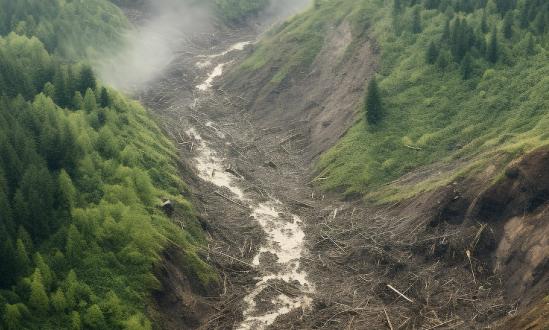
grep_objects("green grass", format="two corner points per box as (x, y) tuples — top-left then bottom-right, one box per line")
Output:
(313, 2), (549, 201)
(235, 0), (549, 202)
(237, 0), (375, 86)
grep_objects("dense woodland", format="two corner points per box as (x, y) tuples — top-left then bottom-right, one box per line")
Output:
(0, 1), (215, 329)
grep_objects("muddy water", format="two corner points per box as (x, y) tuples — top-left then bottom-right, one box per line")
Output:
(187, 42), (314, 329)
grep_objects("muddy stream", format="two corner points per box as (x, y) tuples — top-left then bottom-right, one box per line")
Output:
(186, 42), (314, 329)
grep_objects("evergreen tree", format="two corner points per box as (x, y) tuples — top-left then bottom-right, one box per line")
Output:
(15, 239), (31, 277)
(70, 311), (81, 330)
(365, 78), (382, 125)
(73, 91), (83, 109)
(99, 87), (110, 108)
(43, 82), (55, 99)
(412, 7), (422, 33)
(17, 226), (33, 253)
(58, 170), (77, 210)
(441, 18), (451, 41)
(393, 0), (402, 15)
(503, 12), (514, 39)
(83, 304), (105, 329)
(66, 225), (85, 262)
(3, 304), (21, 330)
(29, 269), (49, 314)
(83, 88), (96, 113)
(0, 237), (16, 287)
(481, 10), (489, 33)
(50, 289), (67, 313)
(461, 53), (473, 79)
(426, 41), (439, 64)
(34, 253), (53, 289)
(79, 66), (96, 93)
(526, 33), (535, 55)
(487, 27), (499, 63)
(534, 12), (546, 34)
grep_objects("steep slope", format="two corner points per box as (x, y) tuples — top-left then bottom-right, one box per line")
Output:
(0, 1), (216, 329)
(223, 0), (379, 159)
(221, 0), (549, 328)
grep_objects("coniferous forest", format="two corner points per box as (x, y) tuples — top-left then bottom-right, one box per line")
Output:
(0, 1), (215, 329)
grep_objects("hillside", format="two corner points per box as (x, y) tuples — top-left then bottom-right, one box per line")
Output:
(221, 0), (549, 328)
(1, 0), (548, 328)
(0, 1), (215, 329)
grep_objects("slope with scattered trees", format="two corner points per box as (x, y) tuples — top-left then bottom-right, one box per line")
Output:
(313, 0), (549, 201)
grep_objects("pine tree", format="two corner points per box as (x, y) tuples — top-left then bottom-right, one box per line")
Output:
(70, 311), (81, 330)
(393, 0), (402, 15)
(83, 304), (105, 329)
(487, 27), (499, 63)
(0, 237), (17, 286)
(66, 225), (84, 262)
(481, 10), (489, 33)
(43, 82), (55, 99)
(412, 7), (422, 33)
(15, 239), (31, 277)
(34, 253), (53, 290)
(58, 170), (76, 210)
(534, 12), (546, 34)
(16, 226), (33, 253)
(526, 33), (535, 55)
(73, 91), (83, 109)
(50, 289), (67, 313)
(29, 269), (49, 314)
(65, 270), (79, 309)
(83, 88), (96, 113)
(461, 53), (473, 79)
(365, 78), (382, 125)
(426, 41), (439, 64)
(3, 304), (21, 330)
(99, 87), (110, 108)
(79, 66), (96, 93)
(503, 12), (513, 39)
(441, 18), (451, 41)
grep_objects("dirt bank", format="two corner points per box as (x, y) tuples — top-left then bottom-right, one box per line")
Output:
(222, 20), (379, 161)
(124, 3), (548, 329)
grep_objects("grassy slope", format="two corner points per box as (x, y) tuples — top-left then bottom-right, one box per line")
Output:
(234, 0), (549, 202)
(308, 1), (549, 202)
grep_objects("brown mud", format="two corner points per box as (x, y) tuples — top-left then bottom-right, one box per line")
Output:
(120, 5), (549, 329)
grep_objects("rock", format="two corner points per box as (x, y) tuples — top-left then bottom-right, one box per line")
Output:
(161, 200), (175, 217)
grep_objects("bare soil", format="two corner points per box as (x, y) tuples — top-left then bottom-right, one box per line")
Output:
(123, 6), (548, 330)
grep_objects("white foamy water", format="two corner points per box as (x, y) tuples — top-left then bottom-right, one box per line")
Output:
(186, 128), (313, 329)
(187, 40), (313, 330)
(199, 41), (253, 59)
(196, 41), (253, 91)
(197, 63), (226, 91)
(186, 128), (244, 199)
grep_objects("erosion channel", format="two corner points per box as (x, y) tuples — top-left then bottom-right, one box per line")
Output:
(135, 7), (319, 329)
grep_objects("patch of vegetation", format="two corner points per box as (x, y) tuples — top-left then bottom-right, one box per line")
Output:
(236, 0), (370, 87)
(312, 0), (549, 201)
(214, 0), (271, 23)
(0, 0), (129, 59)
(0, 1), (216, 329)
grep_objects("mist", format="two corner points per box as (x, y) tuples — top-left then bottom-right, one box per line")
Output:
(258, 0), (312, 27)
(97, 0), (212, 91)
(98, 0), (311, 92)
